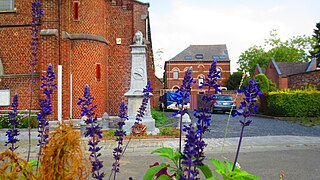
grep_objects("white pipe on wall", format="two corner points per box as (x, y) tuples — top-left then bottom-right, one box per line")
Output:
(70, 74), (72, 118)
(58, 65), (62, 122)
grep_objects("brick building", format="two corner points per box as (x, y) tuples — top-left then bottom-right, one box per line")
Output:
(0, 0), (158, 119)
(253, 58), (318, 89)
(164, 45), (231, 94)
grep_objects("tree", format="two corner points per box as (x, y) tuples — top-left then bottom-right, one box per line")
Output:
(238, 30), (315, 76)
(226, 71), (244, 90)
(237, 45), (269, 76)
(309, 22), (320, 67)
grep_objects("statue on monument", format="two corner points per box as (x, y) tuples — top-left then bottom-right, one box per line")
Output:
(133, 31), (144, 45)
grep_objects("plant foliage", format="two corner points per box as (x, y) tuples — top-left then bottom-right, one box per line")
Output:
(267, 88), (320, 117)
(39, 121), (91, 179)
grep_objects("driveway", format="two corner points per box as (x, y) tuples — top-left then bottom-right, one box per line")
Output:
(163, 111), (320, 138)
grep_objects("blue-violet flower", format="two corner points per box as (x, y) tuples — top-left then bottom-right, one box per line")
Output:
(112, 101), (128, 179)
(131, 80), (153, 135)
(30, 1), (44, 66)
(180, 123), (206, 180)
(38, 63), (57, 147)
(5, 93), (19, 152)
(194, 59), (221, 135)
(78, 85), (105, 180)
(232, 78), (262, 171)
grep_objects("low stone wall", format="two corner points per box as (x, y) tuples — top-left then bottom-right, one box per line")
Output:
(288, 70), (320, 90)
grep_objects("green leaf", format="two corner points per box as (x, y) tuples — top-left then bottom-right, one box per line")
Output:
(152, 148), (181, 164)
(143, 163), (168, 180)
(28, 160), (39, 169)
(157, 174), (173, 180)
(209, 159), (226, 174)
(197, 164), (213, 178)
(225, 161), (234, 173)
(207, 177), (219, 180)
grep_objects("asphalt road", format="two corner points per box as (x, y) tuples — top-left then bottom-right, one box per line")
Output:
(163, 111), (320, 138)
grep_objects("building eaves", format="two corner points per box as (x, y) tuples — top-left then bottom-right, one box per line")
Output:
(271, 58), (282, 75)
(307, 58), (317, 72)
(132, 0), (150, 6)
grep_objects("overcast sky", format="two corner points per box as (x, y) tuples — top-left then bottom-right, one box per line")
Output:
(140, 0), (320, 77)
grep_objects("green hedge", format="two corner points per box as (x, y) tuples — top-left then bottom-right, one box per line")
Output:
(267, 89), (320, 117)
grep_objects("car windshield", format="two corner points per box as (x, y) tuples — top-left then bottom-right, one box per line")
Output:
(216, 95), (233, 101)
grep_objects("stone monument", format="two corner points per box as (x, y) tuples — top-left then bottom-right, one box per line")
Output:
(123, 31), (158, 135)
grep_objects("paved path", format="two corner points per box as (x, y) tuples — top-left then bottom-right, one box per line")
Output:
(1, 129), (320, 179)
(164, 112), (320, 138)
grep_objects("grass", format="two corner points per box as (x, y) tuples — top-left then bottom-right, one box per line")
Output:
(289, 117), (320, 127)
(151, 108), (174, 128)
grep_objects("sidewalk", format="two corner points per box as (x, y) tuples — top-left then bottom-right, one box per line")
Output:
(1, 129), (319, 153)
(1, 129), (320, 179)
(100, 135), (320, 155)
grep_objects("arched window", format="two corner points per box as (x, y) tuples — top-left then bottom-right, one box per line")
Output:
(198, 75), (205, 86)
(216, 67), (222, 78)
(173, 68), (179, 79)
(172, 86), (179, 90)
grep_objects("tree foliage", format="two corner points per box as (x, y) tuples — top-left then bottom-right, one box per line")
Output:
(226, 71), (243, 90)
(238, 30), (315, 76)
(309, 22), (320, 67)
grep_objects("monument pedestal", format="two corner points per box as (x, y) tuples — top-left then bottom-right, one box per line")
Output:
(122, 31), (158, 135)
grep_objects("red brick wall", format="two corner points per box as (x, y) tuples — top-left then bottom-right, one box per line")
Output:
(0, 0), (154, 119)
(0, 77), (40, 110)
(0, 0), (32, 25)
(265, 61), (280, 89)
(288, 70), (320, 90)
(165, 61), (230, 94)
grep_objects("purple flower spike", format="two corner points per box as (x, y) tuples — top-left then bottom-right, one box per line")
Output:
(199, 59), (221, 93)
(112, 101), (128, 179)
(131, 80), (153, 135)
(233, 78), (263, 122)
(30, 1), (44, 66)
(38, 64), (57, 147)
(232, 78), (262, 171)
(175, 68), (195, 116)
(78, 85), (105, 180)
(180, 124), (206, 179)
(194, 59), (221, 136)
(5, 93), (20, 152)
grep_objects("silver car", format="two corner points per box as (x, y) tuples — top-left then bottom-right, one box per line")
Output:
(211, 94), (236, 114)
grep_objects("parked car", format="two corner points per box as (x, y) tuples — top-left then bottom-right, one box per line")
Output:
(211, 94), (236, 114)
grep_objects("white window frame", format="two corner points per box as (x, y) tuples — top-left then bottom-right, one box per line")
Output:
(198, 75), (205, 86)
(173, 68), (179, 79)
(0, 0), (15, 11)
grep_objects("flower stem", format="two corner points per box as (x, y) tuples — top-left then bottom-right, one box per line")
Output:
(232, 123), (245, 171)
(178, 112), (183, 169)
(221, 72), (246, 153)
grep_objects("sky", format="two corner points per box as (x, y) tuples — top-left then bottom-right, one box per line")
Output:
(139, 0), (320, 77)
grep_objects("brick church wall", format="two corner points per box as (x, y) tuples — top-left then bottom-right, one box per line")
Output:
(0, 0), (155, 119)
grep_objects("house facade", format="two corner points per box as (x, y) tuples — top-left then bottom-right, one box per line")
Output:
(254, 58), (318, 89)
(164, 45), (231, 94)
(0, 0), (157, 119)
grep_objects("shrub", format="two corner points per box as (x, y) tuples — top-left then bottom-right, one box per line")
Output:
(159, 127), (179, 137)
(254, 74), (269, 94)
(103, 129), (116, 139)
(0, 115), (38, 129)
(267, 88), (320, 117)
